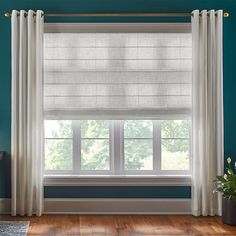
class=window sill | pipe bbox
[44,175,192,186]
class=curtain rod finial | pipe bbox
[4,12,11,17]
[224,12,229,17]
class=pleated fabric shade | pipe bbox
[43,24,192,120]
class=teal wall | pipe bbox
[0,0,235,198]
[44,186,191,198]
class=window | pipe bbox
[124,121,153,171]
[44,120,191,175]
[161,120,190,171]
[44,120,73,171]
[80,120,110,171]
[43,23,192,178]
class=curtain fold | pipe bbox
[11,9,44,216]
[191,10,224,216]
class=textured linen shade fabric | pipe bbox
[11,10,44,216]
[44,24,192,120]
[191,10,224,216]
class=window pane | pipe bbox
[124,140,153,170]
[124,120,153,138]
[81,120,109,138]
[45,139,73,170]
[44,120,72,138]
[161,120,189,138]
[81,139,109,170]
[161,139,189,170]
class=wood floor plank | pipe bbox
[1,215,236,235]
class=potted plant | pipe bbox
[214,157,236,225]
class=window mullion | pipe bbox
[189,120,193,174]
[113,120,122,175]
[153,120,161,174]
[109,121,114,174]
[72,120,81,174]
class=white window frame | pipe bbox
[120,120,155,175]
[44,120,113,175]
[44,120,191,175]
[43,23,192,186]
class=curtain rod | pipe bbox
[4,12,230,18]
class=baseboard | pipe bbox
[0,198,191,215]
[0,198,11,214]
[44,198,191,214]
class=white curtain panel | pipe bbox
[11,10,44,216]
[191,10,224,216]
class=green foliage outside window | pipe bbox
[44,120,73,170]
[161,120,190,170]
[124,120,153,170]
[81,120,109,170]
[44,120,190,172]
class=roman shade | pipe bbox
[44,23,192,120]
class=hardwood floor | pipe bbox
[1,215,236,235]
